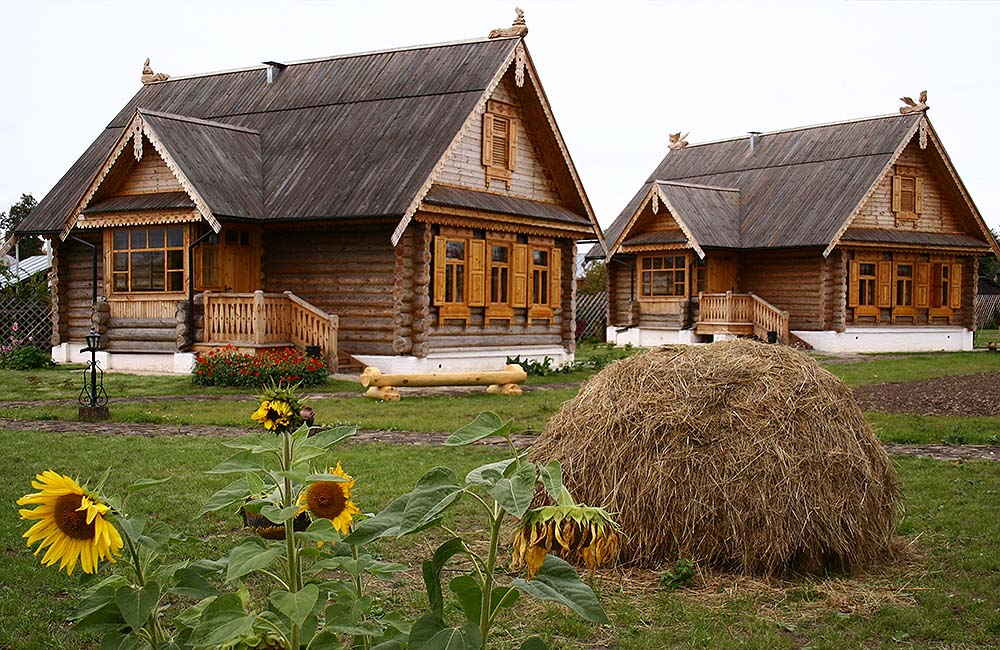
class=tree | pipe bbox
[0,194,42,258]
[577,259,607,295]
[980,227,1000,282]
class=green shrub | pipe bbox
[0,345,54,370]
[192,346,327,387]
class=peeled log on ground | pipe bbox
[530,340,901,575]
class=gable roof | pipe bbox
[22,37,598,240]
[588,113,1000,257]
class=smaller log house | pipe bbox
[589,108,999,352]
[13,27,604,372]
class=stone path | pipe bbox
[1,417,997,461]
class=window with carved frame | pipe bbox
[638,254,688,298]
[892,165,923,224]
[109,225,186,293]
[482,100,518,188]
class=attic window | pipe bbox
[482,100,518,188]
[892,166,923,224]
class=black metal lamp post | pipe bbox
[79,329,109,421]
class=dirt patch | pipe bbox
[853,372,1000,417]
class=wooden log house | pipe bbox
[13,19,604,373]
[590,103,999,352]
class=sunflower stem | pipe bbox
[281,430,301,650]
[349,542,371,650]
[480,503,505,648]
[122,527,160,647]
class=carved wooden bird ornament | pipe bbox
[141,58,170,85]
[489,7,529,38]
[899,91,928,114]
[668,132,689,150]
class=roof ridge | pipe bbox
[680,112,917,150]
[138,109,261,134]
[655,180,740,192]
[154,36,518,84]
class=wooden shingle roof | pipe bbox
[20,38,525,235]
[592,113,952,258]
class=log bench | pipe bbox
[360,364,527,401]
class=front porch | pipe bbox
[695,291,790,344]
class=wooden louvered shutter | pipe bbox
[950,263,963,309]
[433,236,447,306]
[891,176,902,213]
[915,178,924,214]
[469,240,486,307]
[915,262,930,308]
[512,243,528,308]
[848,260,860,307]
[876,261,892,308]
[482,114,494,166]
[491,117,508,169]
[549,246,561,308]
[507,119,518,171]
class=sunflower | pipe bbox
[17,470,123,576]
[251,399,294,432]
[298,462,360,535]
[512,504,621,579]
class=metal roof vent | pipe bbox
[748,131,761,152]
[263,61,287,84]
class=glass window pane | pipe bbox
[446,241,465,260]
[652,271,670,295]
[114,274,128,291]
[492,245,508,263]
[114,253,128,272]
[240,232,250,246]
[167,227,184,247]
[533,250,548,266]
[130,251,152,290]
[445,266,454,302]
[500,267,508,302]
[641,257,652,270]
[167,249,184,270]
[651,257,663,270]
[898,265,913,278]
[860,263,875,276]
[131,229,147,249]
[455,266,464,300]
[675,256,686,269]
[167,271,184,292]
[113,231,128,250]
[148,228,164,248]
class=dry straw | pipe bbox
[531,339,901,575]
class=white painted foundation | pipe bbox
[352,345,573,374]
[791,327,973,353]
[52,343,196,374]
[605,326,701,347]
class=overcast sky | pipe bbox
[2,0,998,236]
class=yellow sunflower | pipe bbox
[251,399,293,431]
[298,462,360,535]
[17,470,123,576]
[512,504,620,579]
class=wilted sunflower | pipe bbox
[512,504,621,579]
[17,470,123,576]
[298,462,360,535]
[251,399,294,432]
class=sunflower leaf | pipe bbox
[445,411,513,446]
[423,538,469,616]
[306,473,349,483]
[260,504,300,525]
[538,461,563,502]
[449,575,482,624]
[465,459,516,487]
[208,451,266,474]
[308,425,358,450]
[408,613,482,650]
[197,477,253,517]
[169,567,220,599]
[489,462,537,519]
[295,518,340,544]
[115,581,160,631]
[399,467,463,536]
[512,555,609,624]
[269,584,319,628]
[225,540,282,582]
[519,637,549,650]
[343,495,411,545]
[125,477,170,494]
[293,444,328,465]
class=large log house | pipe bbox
[590,106,999,352]
[14,28,604,372]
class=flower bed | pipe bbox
[192,346,327,387]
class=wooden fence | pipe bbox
[0,297,52,351]
[576,292,607,342]
[976,294,1000,329]
[201,290,338,368]
[698,291,789,343]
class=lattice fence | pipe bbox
[0,297,52,351]
[576,292,607,342]
[976,294,1000,329]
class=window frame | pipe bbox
[486,242,514,323]
[482,100,518,189]
[105,225,188,296]
[637,253,689,300]
[892,165,923,225]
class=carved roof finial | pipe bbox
[899,90,928,114]
[141,57,171,85]
[668,132,689,151]
[489,7,529,39]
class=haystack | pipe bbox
[531,340,900,575]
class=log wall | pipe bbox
[607,257,635,328]
[435,75,561,201]
[56,233,105,342]
[853,141,966,233]
[739,248,825,330]
[263,223,397,357]
[822,248,847,331]
[112,143,183,196]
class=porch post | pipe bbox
[253,290,264,346]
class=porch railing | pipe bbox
[201,290,339,369]
[697,291,789,344]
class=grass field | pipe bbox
[2,430,998,649]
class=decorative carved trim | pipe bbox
[132,121,144,162]
[141,58,171,85]
[651,189,659,214]
[514,42,526,88]
[413,211,586,239]
[489,7,528,39]
[668,132,689,151]
[620,243,690,254]
[899,90,928,115]
[75,210,201,229]
[919,117,928,149]
[61,118,136,240]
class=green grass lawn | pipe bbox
[822,351,1000,386]
[868,412,1000,445]
[975,328,1000,349]
[2,430,998,649]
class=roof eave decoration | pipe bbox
[60,110,222,240]
[607,183,704,259]
[0,235,18,258]
[392,40,607,254]
[824,114,1000,260]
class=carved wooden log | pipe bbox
[361,364,526,388]
[364,386,400,401]
[50,239,62,345]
